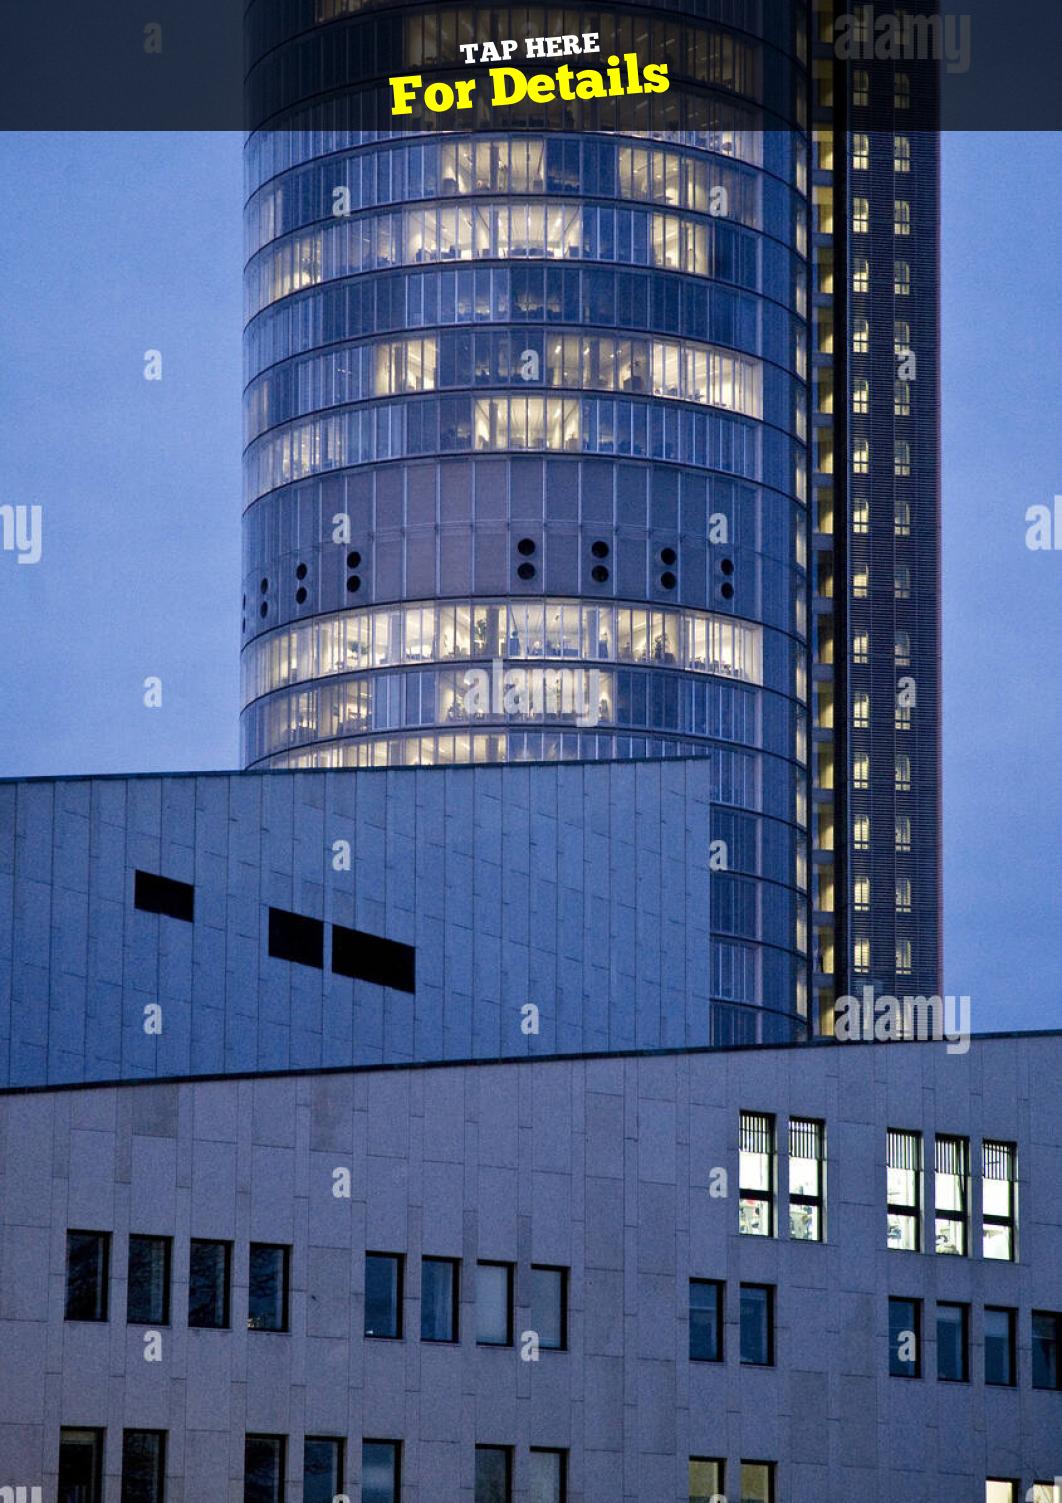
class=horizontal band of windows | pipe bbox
[244,117,769,198]
[244,201,766,320]
[244,331,766,442]
[245,137,778,258]
[241,600,763,706]
[243,265,803,385]
[244,397,763,502]
[256,726,719,770]
[240,665,767,762]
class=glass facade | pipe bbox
[242,2,816,1042]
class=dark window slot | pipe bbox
[268,907,324,969]
[134,870,194,923]
[332,924,415,993]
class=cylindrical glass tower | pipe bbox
[242,0,811,1039]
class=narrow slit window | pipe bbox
[134,870,194,923]
[739,1111,775,1236]
[268,906,324,968]
[332,923,415,993]
[788,1119,825,1240]
[982,1141,1017,1260]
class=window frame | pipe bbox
[689,1277,724,1363]
[474,1444,513,1503]
[127,1234,172,1327]
[739,1111,776,1237]
[739,1282,775,1366]
[248,1242,291,1333]
[788,1117,826,1241]
[982,1141,1017,1261]
[475,1259,514,1346]
[934,1135,970,1256]
[888,1295,921,1378]
[121,1430,166,1503]
[886,1129,922,1252]
[188,1238,232,1329]
[59,1427,105,1503]
[361,1440,401,1503]
[529,1263,569,1352]
[303,1437,345,1503]
[529,1448,567,1503]
[420,1255,461,1343]
[244,1434,286,1503]
[65,1229,111,1323]
[1032,1309,1062,1391]
[984,1305,1017,1388]
[936,1301,970,1382]
[365,1251,405,1340]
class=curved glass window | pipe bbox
[244,395,765,500]
[242,663,766,763]
[245,137,771,257]
[241,599,764,705]
[245,202,763,318]
[244,332,764,439]
[243,265,792,382]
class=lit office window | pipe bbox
[689,1279,724,1361]
[852,196,869,234]
[894,135,912,172]
[689,1460,724,1503]
[303,1439,343,1503]
[189,1240,231,1328]
[889,1297,921,1377]
[853,937,870,972]
[475,1446,512,1503]
[853,631,869,665]
[127,1236,171,1326]
[59,1430,104,1503]
[982,1142,1017,1260]
[853,692,870,729]
[895,72,911,108]
[894,259,911,295]
[741,1462,774,1502]
[853,753,870,789]
[853,256,869,292]
[887,1130,922,1250]
[894,499,912,535]
[1030,1487,1062,1503]
[894,440,911,476]
[740,1284,774,1365]
[853,378,869,414]
[476,1261,514,1345]
[937,1302,969,1381]
[853,816,870,851]
[854,878,870,912]
[985,1307,1017,1386]
[896,876,913,911]
[852,317,870,353]
[894,565,911,599]
[739,1112,775,1236]
[894,200,911,235]
[365,1253,403,1339]
[852,496,870,532]
[852,441,870,479]
[895,757,912,795]
[421,1257,460,1342]
[895,321,911,357]
[529,1450,566,1503]
[1032,1310,1062,1389]
[934,1136,969,1255]
[986,1485,1018,1503]
[121,1431,166,1503]
[895,815,912,852]
[853,69,869,105]
[65,1231,110,1321]
[248,1244,290,1332]
[852,133,870,169]
[894,381,910,417]
[788,1119,825,1240]
[895,701,912,732]
[530,1265,568,1350]
[853,562,870,598]
[895,629,912,667]
[362,1442,400,1503]
[244,1436,285,1503]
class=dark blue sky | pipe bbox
[0,132,1059,1034]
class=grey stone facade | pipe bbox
[0,1032,1058,1498]
[0,758,787,1092]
